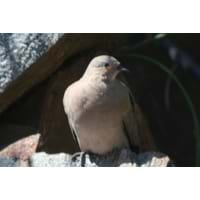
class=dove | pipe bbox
[63,55,155,157]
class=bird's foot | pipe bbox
[71,152,87,167]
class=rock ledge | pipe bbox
[29,149,172,167]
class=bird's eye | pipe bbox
[104,63,109,67]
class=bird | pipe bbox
[63,55,155,159]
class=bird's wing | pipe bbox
[68,116,79,145]
[121,82,156,151]
[63,86,80,146]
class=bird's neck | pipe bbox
[82,71,111,84]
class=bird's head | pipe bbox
[83,55,128,81]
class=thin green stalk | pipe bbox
[128,54,200,166]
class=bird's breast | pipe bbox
[64,79,131,154]
[80,80,130,115]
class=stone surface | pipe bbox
[30,153,71,167]
[0,156,20,167]
[29,149,172,167]
[0,33,62,94]
[0,133,40,161]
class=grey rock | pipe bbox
[0,33,62,93]
[0,156,20,167]
[29,152,71,167]
[29,149,172,167]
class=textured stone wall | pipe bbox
[0,33,62,93]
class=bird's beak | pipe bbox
[117,65,130,73]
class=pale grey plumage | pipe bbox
[63,55,155,155]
